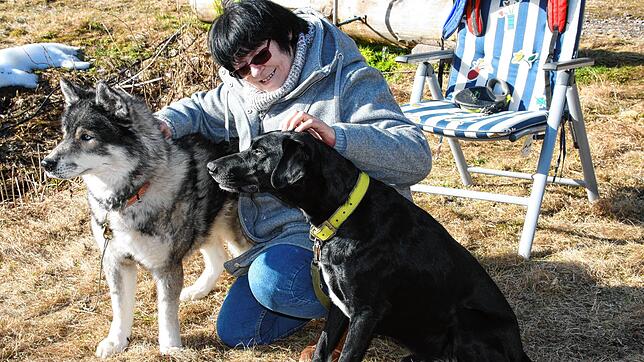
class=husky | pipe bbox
[41,80,251,358]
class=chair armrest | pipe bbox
[542,57,594,71]
[395,50,454,64]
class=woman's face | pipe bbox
[233,39,293,92]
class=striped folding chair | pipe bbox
[397,0,599,259]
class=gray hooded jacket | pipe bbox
[156,9,431,275]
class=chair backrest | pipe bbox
[445,0,585,111]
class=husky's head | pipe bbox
[42,80,162,181]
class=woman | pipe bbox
[155,0,432,354]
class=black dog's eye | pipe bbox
[253,148,264,156]
[79,134,94,141]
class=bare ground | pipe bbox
[1,0,642,361]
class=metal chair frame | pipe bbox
[397,53,599,259]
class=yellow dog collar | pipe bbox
[310,172,370,241]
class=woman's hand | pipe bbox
[158,121,172,139]
[281,110,336,147]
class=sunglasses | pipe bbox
[230,39,272,79]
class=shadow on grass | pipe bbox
[182,255,642,361]
[578,48,644,67]
[481,254,643,361]
[595,186,644,225]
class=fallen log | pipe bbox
[189,0,453,47]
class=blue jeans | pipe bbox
[216,244,328,347]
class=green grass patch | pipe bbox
[9,28,27,37]
[575,65,641,85]
[155,13,208,32]
[33,20,109,43]
[74,20,112,37]
[358,43,409,80]
[91,38,152,70]
[156,13,182,30]
[470,157,488,166]
[38,30,60,42]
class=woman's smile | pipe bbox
[260,68,277,84]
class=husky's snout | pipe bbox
[41,156,58,173]
[40,153,63,178]
[40,146,81,179]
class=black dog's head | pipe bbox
[207,131,359,216]
[207,131,311,193]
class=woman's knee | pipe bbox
[247,245,305,309]
[216,273,309,347]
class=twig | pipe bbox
[11,166,16,204]
[40,176,48,201]
[1,88,58,135]
[87,6,136,40]
[14,167,23,206]
[36,144,47,201]
[0,169,5,203]
[118,77,164,89]
[28,154,39,201]
[36,144,43,185]
[69,308,99,315]
[100,22,116,43]
[117,24,188,87]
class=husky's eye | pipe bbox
[79,134,94,141]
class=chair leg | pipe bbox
[566,84,600,202]
[518,75,571,259]
[447,138,473,186]
[410,63,429,103]
[409,62,445,103]
[426,67,444,101]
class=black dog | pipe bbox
[208,131,530,362]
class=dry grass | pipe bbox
[1,0,643,361]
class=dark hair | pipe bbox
[208,0,309,72]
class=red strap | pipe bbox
[126,181,150,207]
[548,0,568,32]
[466,0,484,36]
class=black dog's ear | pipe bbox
[95,81,130,119]
[271,137,309,189]
[60,79,89,106]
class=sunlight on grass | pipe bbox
[576,65,640,85]
[0,0,642,360]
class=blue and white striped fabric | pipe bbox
[402,0,585,139]
[403,101,547,138]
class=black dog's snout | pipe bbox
[41,158,57,172]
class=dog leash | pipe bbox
[309,172,370,309]
[92,182,150,310]
[93,223,113,312]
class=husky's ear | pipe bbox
[95,81,130,119]
[60,79,85,106]
[270,137,309,189]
